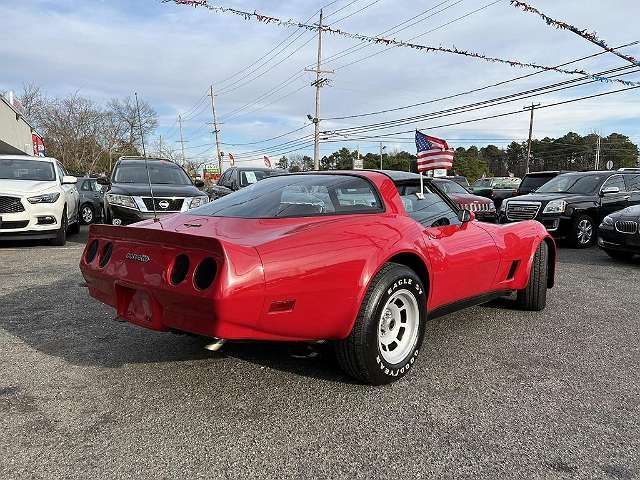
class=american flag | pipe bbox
[264,155,271,168]
[228,153,235,166]
[415,130,454,172]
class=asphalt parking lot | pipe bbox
[1,227,639,480]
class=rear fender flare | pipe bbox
[345,249,432,338]
[519,235,557,289]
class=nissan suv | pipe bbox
[98,157,208,226]
[499,170,640,247]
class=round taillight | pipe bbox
[85,240,99,263]
[170,254,190,285]
[193,257,217,290]
[99,242,113,268]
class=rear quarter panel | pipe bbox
[254,213,427,340]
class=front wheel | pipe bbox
[571,215,595,248]
[334,263,426,385]
[51,208,68,246]
[80,204,94,224]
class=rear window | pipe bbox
[519,174,557,191]
[190,174,383,218]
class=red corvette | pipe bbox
[80,170,556,385]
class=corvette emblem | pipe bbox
[158,200,170,209]
[126,253,151,263]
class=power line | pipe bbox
[325,66,639,136]
[324,41,639,120]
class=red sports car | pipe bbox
[80,170,556,385]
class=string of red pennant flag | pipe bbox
[164,0,640,87]
[510,1,640,68]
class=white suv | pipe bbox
[0,155,80,245]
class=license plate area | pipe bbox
[115,284,167,331]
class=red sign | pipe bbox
[32,134,46,157]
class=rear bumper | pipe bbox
[79,225,299,341]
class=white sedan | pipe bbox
[0,155,80,245]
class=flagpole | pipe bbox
[419,171,424,197]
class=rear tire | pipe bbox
[334,263,426,385]
[51,208,68,246]
[516,242,548,311]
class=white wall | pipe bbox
[0,96,33,155]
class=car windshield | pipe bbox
[520,174,556,191]
[536,174,604,194]
[190,174,382,218]
[0,159,56,181]
[434,180,468,194]
[239,169,281,187]
[113,161,191,185]
[474,178,492,187]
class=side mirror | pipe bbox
[194,179,205,188]
[62,175,78,185]
[601,186,620,196]
[457,209,474,223]
[96,177,110,186]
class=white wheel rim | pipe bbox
[82,206,93,223]
[377,289,420,364]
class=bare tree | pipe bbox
[18,82,48,130]
[107,96,158,152]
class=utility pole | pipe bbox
[523,103,540,174]
[178,114,186,166]
[595,135,601,170]
[209,85,223,174]
[379,142,385,169]
[305,10,333,170]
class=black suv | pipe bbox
[499,170,640,247]
[98,157,208,225]
[207,167,284,200]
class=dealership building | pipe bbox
[0,92,43,156]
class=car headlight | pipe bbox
[543,200,567,214]
[602,215,614,226]
[28,192,60,204]
[106,194,138,209]
[188,196,209,209]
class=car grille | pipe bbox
[0,220,29,229]
[506,202,541,221]
[0,196,25,214]
[615,220,638,234]
[462,202,494,212]
[141,197,184,212]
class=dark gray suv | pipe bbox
[76,177,104,224]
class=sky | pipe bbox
[1,0,639,168]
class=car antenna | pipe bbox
[135,92,158,223]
